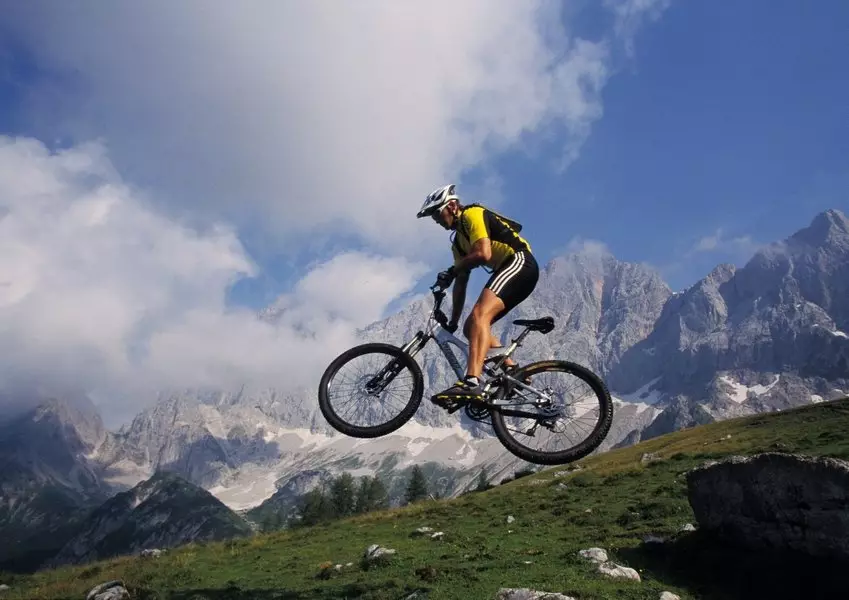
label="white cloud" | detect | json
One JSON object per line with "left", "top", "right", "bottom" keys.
{"left": 559, "top": 236, "right": 613, "bottom": 258}
{"left": 606, "top": 0, "right": 673, "bottom": 58}
{"left": 262, "top": 252, "right": 428, "bottom": 332}
{"left": 1, "top": 1, "right": 669, "bottom": 261}
{"left": 0, "top": 3, "right": 673, "bottom": 423}
{"left": 691, "top": 228, "right": 758, "bottom": 256}
{"left": 0, "top": 137, "right": 422, "bottom": 423}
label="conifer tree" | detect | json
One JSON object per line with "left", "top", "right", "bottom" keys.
{"left": 474, "top": 468, "right": 491, "bottom": 492}
{"left": 354, "top": 476, "right": 371, "bottom": 514}
{"left": 329, "top": 472, "right": 356, "bottom": 518}
{"left": 404, "top": 465, "right": 429, "bottom": 505}
{"left": 367, "top": 475, "right": 389, "bottom": 510}
{"left": 354, "top": 475, "right": 390, "bottom": 513}
{"left": 297, "top": 486, "right": 332, "bottom": 526}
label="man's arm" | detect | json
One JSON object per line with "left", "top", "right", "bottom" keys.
{"left": 450, "top": 269, "right": 469, "bottom": 327}
{"left": 453, "top": 238, "right": 491, "bottom": 272}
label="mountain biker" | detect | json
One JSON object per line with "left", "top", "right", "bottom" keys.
{"left": 416, "top": 183, "right": 539, "bottom": 405}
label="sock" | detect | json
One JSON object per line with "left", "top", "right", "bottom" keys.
{"left": 464, "top": 375, "right": 479, "bottom": 387}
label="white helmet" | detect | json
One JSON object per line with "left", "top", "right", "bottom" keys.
{"left": 417, "top": 184, "right": 459, "bottom": 218}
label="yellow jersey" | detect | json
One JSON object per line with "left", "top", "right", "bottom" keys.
{"left": 451, "top": 205, "right": 532, "bottom": 272}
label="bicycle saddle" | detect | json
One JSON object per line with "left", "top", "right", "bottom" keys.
{"left": 512, "top": 316, "right": 555, "bottom": 334}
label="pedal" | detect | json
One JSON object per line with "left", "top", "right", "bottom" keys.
{"left": 430, "top": 397, "right": 465, "bottom": 413}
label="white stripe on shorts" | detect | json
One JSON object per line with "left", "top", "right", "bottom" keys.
{"left": 490, "top": 251, "right": 525, "bottom": 295}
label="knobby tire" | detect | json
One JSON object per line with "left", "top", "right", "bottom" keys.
{"left": 490, "top": 360, "right": 613, "bottom": 465}
{"left": 318, "top": 342, "right": 423, "bottom": 438}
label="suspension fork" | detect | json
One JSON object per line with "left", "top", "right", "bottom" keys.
{"left": 365, "top": 331, "right": 429, "bottom": 394}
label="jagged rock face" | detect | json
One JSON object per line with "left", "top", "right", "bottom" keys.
{"left": 507, "top": 252, "right": 671, "bottom": 377}
{"left": 48, "top": 471, "right": 252, "bottom": 567}
{"left": 0, "top": 397, "right": 113, "bottom": 571}
{"left": 609, "top": 209, "right": 849, "bottom": 439}
{"left": 686, "top": 453, "right": 849, "bottom": 560}
{"left": 100, "top": 388, "right": 326, "bottom": 489}
{"left": 0, "top": 397, "right": 106, "bottom": 491}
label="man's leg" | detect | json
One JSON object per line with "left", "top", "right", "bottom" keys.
{"left": 465, "top": 289, "right": 506, "bottom": 379}
{"left": 431, "top": 289, "right": 503, "bottom": 405}
{"left": 461, "top": 300, "right": 515, "bottom": 371}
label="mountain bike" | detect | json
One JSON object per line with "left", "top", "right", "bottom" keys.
{"left": 317, "top": 276, "right": 614, "bottom": 465}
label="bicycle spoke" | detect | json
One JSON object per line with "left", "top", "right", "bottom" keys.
{"left": 322, "top": 347, "right": 418, "bottom": 431}
{"left": 490, "top": 360, "right": 613, "bottom": 465}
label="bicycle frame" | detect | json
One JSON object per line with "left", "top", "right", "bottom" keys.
{"left": 384, "top": 284, "right": 558, "bottom": 416}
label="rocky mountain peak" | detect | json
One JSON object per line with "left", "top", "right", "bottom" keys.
{"left": 791, "top": 208, "right": 849, "bottom": 247}
{"left": 47, "top": 470, "right": 252, "bottom": 568}
{"left": 703, "top": 263, "right": 736, "bottom": 286}
{"left": 30, "top": 396, "right": 106, "bottom": 454}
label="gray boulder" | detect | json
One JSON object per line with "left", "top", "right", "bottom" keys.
{"left": 86, "top": 581, "right": 129, "bottom": 600}
{"left": 686, "top": 452, "right": 849, "bottom": 559}
{"left": 495, "top": 589, "right": 577, "bottom": 600}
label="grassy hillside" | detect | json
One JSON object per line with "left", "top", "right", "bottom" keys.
{"left": 6, "top": 398, "right": 849, "bottom": 600}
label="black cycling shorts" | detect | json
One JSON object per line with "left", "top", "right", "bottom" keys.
{"left": 485, "top": 250, "right": 539, "bottom": 323}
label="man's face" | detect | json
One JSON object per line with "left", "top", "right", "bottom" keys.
{"left": 432, "top": 202, "right": 455, "bottom": 230}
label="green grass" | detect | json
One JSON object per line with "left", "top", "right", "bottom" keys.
{"left": 8, "top": 397, "right": 849, "bottom": 600}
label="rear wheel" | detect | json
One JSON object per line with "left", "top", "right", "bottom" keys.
{"left": 490, "top": 360, "right": 613, "bottom": 465}
{"left": 318, "top": 343, "right": 423, "bottom": 438}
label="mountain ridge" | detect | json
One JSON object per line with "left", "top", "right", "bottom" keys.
{"left": 2, "top": 207, "right": 848, "bottom": 573}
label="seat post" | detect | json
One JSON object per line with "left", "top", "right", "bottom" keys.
{"left": 511, "top": 326, "right": 533, "bottom": 346}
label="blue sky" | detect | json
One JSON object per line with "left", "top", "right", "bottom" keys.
{"left": 488, "top": 0, "right": 849, "bottom": 290}
{"left": 2, "top": 2, "right": 847, "bottom": 301}
{"left": 0, "top": 1, "right": 847, "bottom": 421}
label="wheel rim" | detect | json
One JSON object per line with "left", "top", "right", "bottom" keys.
{"left": 325, "top": 350, "right": 417, "bottom": 429}
{"left": 499, "top": 367, "right": 606, "bottom": 457}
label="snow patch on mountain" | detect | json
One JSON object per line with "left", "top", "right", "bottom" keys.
{"left": 614, "top": 377, "right": 664, "bottom": 405}
{"left": 719, "top": 374, "right": 781, "bottom": 403}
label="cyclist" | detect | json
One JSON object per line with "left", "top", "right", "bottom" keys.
{"left": 416, "top": 183, "right": 539, "bottom": 405}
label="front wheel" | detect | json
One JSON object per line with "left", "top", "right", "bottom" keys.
{"left": 318, "top": 343, "right": 423, "bottom": 438}
{"left": 490, "top": 360, "right": 613, "bottom": 465}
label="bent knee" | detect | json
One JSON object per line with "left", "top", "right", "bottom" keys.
{"left": 472, "top": 302, "right": 496, "bottom": 324}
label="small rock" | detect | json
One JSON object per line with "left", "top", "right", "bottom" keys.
{"left": 506, "top": 515, "right": 515, "bottom": 524}
{"left": 412, "top": 526, "right": 434, "bottom": 536}
{"left": 679, "top": 523, "right": 696, "bottom": 533}
{"left": 0, "top": 584, "right": 9, "bottom": 592}
{"left": 556, "top": 483, "right": 568, "bottom": 491}
{"left": 598, "top": 562, "right": 641, "bottom": 582}
{"left": 86, "top": 581, "right": 130, "bottom": 600}
{"left": 523, "top": 560, "right": 533, "bottom": 564}
{"left": 507, "top": 529, "right": 513, "bottom": 533}
{"left": 643, "top": 534, "right": 666, "bottom": 545}
{"left": 363, "top": 544, "right": 396, "bottom": 563}
{"left": 496, "top": 588, "right": 577, "bottom": 600}
{"left": 584, "top": 508, "right": 592, "bottom": 513}
{"left": 578, "top": 547, "right": 608, "bottom": 563}
{"left": 641, "top": 452, "right": 662, "bottom": 465}
{"left": 660, "top": 592, "right": 681, "bottom": 600}
{"left": 140, "top": 548, "right": 163, "bottom": 558}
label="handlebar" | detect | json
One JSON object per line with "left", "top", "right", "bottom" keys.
{"left": 429, "top": 279, "right": 449, "bottom": 326}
